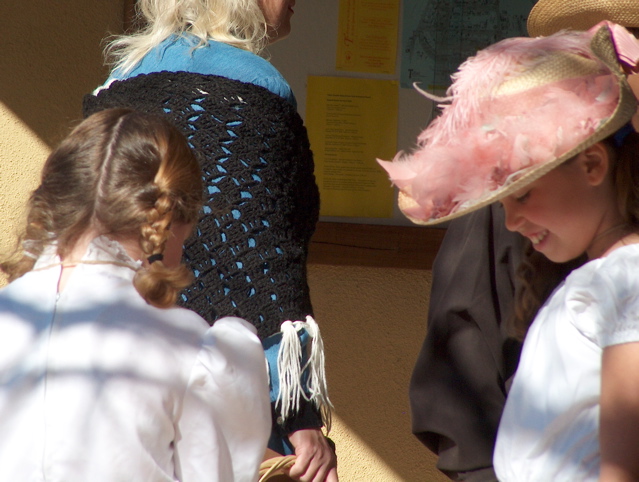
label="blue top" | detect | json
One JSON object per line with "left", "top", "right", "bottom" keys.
{"left": 103, "top": 35, "right": 296, "bottom": 106}
{"left": 94, "top": 41, "right": 317, "bottom": 453}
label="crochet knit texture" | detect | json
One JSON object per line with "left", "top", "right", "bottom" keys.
{"left": 84, "top": 71, "right": 320, "bottom": 340}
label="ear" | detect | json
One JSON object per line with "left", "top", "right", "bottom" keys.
{"left": 578, "top": 142, "right": 611, "bottom": 186}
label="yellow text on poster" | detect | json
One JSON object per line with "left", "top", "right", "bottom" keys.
{"left": 306, "top": 76, "right": 398, "bottom": 218}
{"left": 336, "top": 0, "right": 400, "bottom": 74}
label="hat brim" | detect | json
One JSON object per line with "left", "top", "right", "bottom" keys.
{"left": 527, "top": 0, "right": 639, "bottom": 37}
{"left": 401, "top": 26, "right": 637, "bottom": 226}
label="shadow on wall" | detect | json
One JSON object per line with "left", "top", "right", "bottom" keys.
{"left": 308, "top": 264, "right": 446, "bottom": 481}
{"left": 0, "top": 2, "right": 122, "bottom": 146}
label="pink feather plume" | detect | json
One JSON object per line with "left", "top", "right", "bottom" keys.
{"left": 378, "top": 29, "right": 621, "bottom": 222}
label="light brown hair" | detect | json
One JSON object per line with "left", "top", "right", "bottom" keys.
{"left": 511, "top": 131, "right": 639, "bottom": 339}
{"left": 1, "top": 108, "right": 203, "bottom": 308}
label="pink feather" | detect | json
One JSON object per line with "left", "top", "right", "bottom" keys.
{"left": 378, "top": 28, "right": 621, "bottom": 222}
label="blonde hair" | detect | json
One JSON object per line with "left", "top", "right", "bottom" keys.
{"left": 106, "top": 0, "right": 269, "bottom": 75}
{"left": 511, "top": 132, "right": 639, "bottom": 339}
{"left": 1, "top": 108, "right": 203, "bottom": 308}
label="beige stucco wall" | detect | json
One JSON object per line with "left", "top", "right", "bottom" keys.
{"left": 0, "top": 1, "right": 121, "bottom": 266}
{"left": 0, "top": 108, "right": 47, "bottom": 262}
{"left": 309, "top": 264, "right": 445, "bottom": 480}
{"left": 0, "top": 2, "right": 447, "bottom": 480}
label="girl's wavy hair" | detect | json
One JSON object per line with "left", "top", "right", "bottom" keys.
{"left": 106, "top": 0, "right": 269, "bottom": 75}
{"left": 1, "top": 108, "right": 203, "bottom": 309}
{"left": 511, "top": 131, "right": 639, "bottom": 339}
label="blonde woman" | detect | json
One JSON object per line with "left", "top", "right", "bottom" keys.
{"left": 86, "top": 1, "right": 336, "bottom": 480}
{"left": 101, "top": 0, "right": 297, "bottom": 105}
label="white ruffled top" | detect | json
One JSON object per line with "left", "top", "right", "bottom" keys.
{"left": 495, "top": 243, "right": 639, "bottom": 481}
{"left": 0, "top": 236, "right": 270, "bottom": 481}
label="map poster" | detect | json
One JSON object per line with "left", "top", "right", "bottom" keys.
{"left": 400, "top": 0, "right": 535, "bottom": 89}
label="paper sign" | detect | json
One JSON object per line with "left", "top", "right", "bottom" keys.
{"left": 401, "top": 0, "right": 533, "bottom": 89}
{"left": 336, "top": 0, "right": 400, "bottom": 74}
{"left": 306, "top": 76, "right": 398, "bottom": 218}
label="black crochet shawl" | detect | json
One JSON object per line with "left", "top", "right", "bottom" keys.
{"left": 84, "top": 72, "right": 320, "bottom": 340}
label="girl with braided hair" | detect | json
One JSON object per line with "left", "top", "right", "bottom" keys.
{"left": 0, "top": 108, "right": 270, "bottom": 481}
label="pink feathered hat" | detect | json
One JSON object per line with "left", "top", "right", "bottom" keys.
{"left": 379, "top": 23, "right": 639, "bottom": 225}
{"left": 527, "top": 0, "right": 639, "bottom": 37}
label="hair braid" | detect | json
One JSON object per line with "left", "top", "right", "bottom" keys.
{"left": 132, "top": 131, "right": 202, "bottom": 308}
{"left": 511, "top": 242, "right": 586, "bottom": 341}
{"left": 140, "top": 190, "right": 173, "bottom": 258}
{"left": 511, "top": 243, "right": 557, "bottom": 340}
{"left": 134, "top": 189, "right": 195, "bottom": 309}
{"left": 1, "top": 108, "right": 202, "bottom": 310}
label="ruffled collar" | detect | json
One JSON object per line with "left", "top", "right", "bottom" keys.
{"left": 564, "top": 242, "right": 639, "bottom": 284}
{"left": 33, "top": 236, "right": 142, "bottom": 273}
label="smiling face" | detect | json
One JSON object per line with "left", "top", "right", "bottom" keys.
{"left": 259, "top": 0, "right": 295, "bottom": 43}
{"left": 500, "top": 143, "right": 623, "bottom": 262}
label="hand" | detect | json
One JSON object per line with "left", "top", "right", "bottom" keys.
{"left": 287, "top": 428, "right": 338, "bottom": 482}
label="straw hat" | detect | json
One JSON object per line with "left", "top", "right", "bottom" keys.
{"left": 528, "top": 0, "right": 639, "bottom": 37}
{"left": 378, "top": 24, "right": 639, "bottom": 226}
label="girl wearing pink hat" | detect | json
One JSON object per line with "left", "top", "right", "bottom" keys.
{"left": 381, "top": 23, "right": 639, "bottom": 480}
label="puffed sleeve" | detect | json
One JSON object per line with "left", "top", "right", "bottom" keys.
{"left": 569, "top": 249, "right": 639, "bottom": 349}
{"left": 175, "top": 316, "right": 271, "bottom": 482}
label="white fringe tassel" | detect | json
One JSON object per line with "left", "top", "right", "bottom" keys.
{"left": 277, "top": 316, "right": 333, "bottom": 432}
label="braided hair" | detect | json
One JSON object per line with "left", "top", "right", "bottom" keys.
{"left": 1, "top": 108, "right": 203, "bottom": 308}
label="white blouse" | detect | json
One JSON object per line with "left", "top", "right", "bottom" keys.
{"left": 0, "top": 237, "right": 271, "bottom": 481}
{"left": 494, "top": 243, "right": 639, "bottom": 481}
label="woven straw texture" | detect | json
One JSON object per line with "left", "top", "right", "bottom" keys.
{"left": 259, "top": 456, "right": 297, "bottom": 481}
{"left": 528, "top": 0, "right": 639, "bottom": 37}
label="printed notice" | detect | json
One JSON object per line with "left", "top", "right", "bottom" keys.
{"left": 401, "top": 0, "right": 534, "bottom": 89}
{"left": 336, "top": 0, "right": 400, "bottom": 74}
{"left": 306, "top": 76, "right": 398, "bottom": 218}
